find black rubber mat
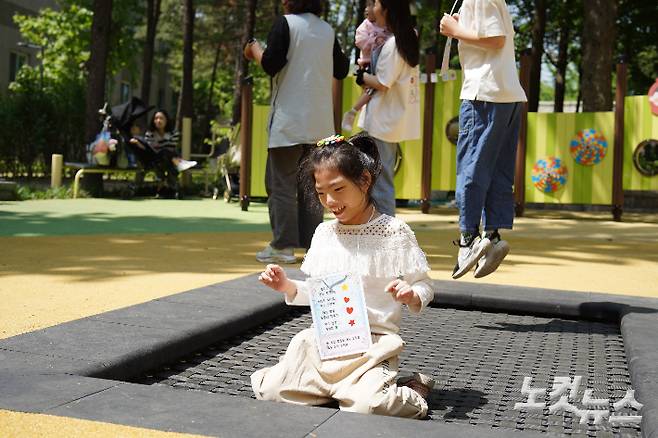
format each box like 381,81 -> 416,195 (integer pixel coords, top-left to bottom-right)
134,306 -> 642,437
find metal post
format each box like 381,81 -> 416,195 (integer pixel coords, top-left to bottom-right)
181,117 -> 192,187
51,154 -> 63,188
612,60 -> 627,222
239,77 -> 253,211
421,53 -> 436,214
514,49 -> 531,218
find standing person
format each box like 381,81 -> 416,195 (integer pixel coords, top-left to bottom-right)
253,133 -> 435,419
440,0 -> 526,279
244,0 -> 349,264
140,110 -> 197,198
357,0 -> 421,217
341,0 -> 391,132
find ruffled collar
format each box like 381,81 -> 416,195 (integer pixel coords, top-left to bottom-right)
301,214 -> 430,278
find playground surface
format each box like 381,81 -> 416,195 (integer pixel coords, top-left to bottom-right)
1,198 -> 657,437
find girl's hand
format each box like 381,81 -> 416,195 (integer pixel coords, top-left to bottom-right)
385,279 -> 420,307
258,264 -> 290,293
439,13 -> 460,38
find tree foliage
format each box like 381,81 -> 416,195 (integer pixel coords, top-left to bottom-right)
3,0 -> 657,175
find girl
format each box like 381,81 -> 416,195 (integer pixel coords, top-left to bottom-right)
440,0 -> 526,278
252,133 -> 435,419
356,0 -> 420,217
341,0 -> 391,132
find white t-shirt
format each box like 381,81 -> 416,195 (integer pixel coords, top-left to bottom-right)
287,214 -> 434,335
358,37 -> 421,143
458,0 -> 527,103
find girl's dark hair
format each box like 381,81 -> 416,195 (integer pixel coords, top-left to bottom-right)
286,0 -> 322,15
380,0 -> 419,67
149,109 -> 174,132
300,132 -> 382,209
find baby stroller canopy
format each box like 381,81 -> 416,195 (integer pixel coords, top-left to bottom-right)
110,97 -> 154,139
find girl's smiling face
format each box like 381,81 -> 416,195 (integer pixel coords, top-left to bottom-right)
314,165 -> 373,225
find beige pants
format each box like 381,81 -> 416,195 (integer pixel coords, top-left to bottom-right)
251,328 -> 428,419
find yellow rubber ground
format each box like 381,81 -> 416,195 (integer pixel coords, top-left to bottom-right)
0,410 -> 207,438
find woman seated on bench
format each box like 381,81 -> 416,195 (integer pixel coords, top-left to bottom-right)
128,109 -> 196,197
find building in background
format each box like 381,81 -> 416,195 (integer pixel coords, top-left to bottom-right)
0,0 -> 55,92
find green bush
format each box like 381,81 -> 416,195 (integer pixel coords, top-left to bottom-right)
15,184 -> 85,200
0,69 -> 86,177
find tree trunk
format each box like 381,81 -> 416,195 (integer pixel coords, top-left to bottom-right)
553,18 -> 569,112
576,62 -> 582,112
84,0 -> 113,142
528,0 -> 547,112
432,0 -> 444,55
140,0 -> 161,105
231,0 -> 257,125
177,0 -> 194,128
581,0 -> 617,112
204,42 -> 221,142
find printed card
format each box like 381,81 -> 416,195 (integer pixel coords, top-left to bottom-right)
308,272 -> 372,360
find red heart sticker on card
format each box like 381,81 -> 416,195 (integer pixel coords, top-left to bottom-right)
344,297 -> 350,303
346,307 -> 353,314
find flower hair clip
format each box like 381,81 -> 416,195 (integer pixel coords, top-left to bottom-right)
317,134 -> 346,147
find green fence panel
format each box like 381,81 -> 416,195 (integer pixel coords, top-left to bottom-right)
431,72 -> 462,191
623,95 -> 658,191
250,105 -> 270,197
249,83 -> 657,204
525,111 -> 615,204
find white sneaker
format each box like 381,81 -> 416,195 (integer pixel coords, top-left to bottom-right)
176,159 -> 197,172
474,231 -> 509,278
452,233 -> 492,279
256,244 -> 296,264
341,109 -> 356,132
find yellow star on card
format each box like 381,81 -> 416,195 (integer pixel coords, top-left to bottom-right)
341,284 -> 349,291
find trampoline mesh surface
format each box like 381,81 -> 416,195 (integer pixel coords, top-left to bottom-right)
134,306 -> 642,437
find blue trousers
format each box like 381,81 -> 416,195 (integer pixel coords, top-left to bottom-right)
456,100 -> 521,233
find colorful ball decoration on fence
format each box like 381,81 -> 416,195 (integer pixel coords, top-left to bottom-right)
532,157 -> 568,193
569,129 -> 608,166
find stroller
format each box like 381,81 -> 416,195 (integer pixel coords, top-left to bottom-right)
87,97 -> 153,168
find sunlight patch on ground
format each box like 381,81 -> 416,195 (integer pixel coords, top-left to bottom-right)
0,410 -> 208,438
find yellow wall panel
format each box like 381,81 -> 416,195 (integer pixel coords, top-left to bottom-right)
525,112 -> 614,204
623,96 -> 658,191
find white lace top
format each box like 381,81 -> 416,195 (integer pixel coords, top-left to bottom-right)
288,214 -> 434,335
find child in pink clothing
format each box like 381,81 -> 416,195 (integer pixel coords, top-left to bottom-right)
342,0 -> 391,132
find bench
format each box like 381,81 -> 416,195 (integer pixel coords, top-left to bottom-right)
65,133 -> 227,199
64,162 -> 142,198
